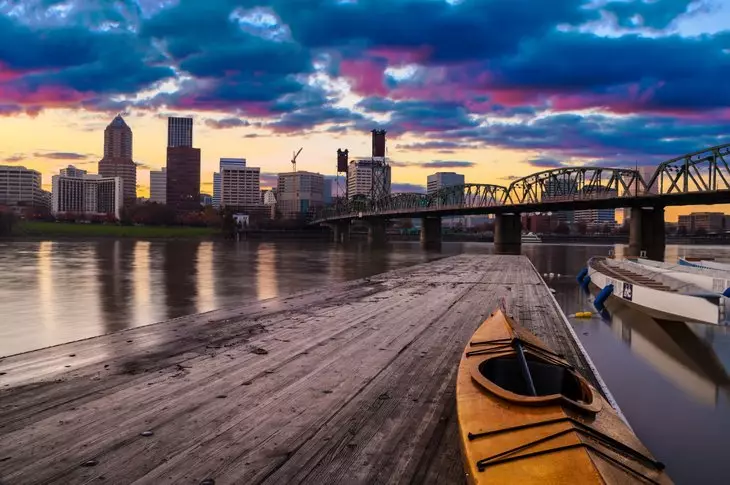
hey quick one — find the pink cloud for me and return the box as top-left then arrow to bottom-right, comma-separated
340,58 -> 388,96
367,47 -> 433,65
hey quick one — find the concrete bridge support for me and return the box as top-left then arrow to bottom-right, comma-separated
494,213 -> 522,255
420,217 -> 442,250
331,221 -> 350,244
366,219 -> 387,247
628,207 -> 665,261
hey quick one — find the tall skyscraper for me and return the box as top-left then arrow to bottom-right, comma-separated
213,158 -> 246,208
168,117 -> 194,147
166,117 -> 201,211
150,168 -> 166,204
98,115 -> 136,204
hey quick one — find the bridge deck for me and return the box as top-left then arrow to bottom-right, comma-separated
0,255 -> 607,485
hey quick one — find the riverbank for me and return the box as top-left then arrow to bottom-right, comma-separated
11,221 -> 219,239
0,254 -> 608,484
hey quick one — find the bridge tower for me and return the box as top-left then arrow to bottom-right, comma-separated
370,129 -> 390,202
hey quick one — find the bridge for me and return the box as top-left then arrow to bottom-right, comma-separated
314,143 -> 730,260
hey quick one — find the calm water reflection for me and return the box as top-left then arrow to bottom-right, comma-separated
1,239 -> 729,483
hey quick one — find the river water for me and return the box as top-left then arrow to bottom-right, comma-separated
0,239 -> 728,483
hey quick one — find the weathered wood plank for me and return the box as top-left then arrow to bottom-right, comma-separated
0,255 -> 603,485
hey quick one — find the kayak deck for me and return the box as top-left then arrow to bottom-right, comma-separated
457,309 -> 671,484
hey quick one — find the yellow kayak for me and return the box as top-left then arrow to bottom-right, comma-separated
456,309 -> 672,484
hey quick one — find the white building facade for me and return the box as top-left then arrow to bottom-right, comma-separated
0,165 -> 50,209
220,165 -> 260,209
150,168 -> 167,204
214,158 -> 246,208
347,159 -> 391,199
427,172 -> 465,194
52,174 -> 123,220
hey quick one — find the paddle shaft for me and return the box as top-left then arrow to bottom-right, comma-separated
514,340 -> 537,396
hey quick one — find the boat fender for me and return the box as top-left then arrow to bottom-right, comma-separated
723,287 -> 730,298
594,284 -> 614,311
576,267 -> 588,283
580,275 -> 592,290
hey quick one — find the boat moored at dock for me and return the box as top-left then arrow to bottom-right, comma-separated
630,258 -> 730,296
587,257 -> 728,325
456,308 -> 671,484
679,258 -> 730,273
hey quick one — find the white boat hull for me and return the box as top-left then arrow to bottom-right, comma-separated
679,258 -> 730,273
588,258 -> 724,325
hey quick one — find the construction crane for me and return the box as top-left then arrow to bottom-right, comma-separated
291,147 -> 303,172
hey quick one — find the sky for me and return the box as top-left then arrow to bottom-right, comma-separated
1,0 -> 730,221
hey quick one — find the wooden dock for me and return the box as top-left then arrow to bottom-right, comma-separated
0,255 -> 608,485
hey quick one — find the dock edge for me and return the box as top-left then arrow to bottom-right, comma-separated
527,258 -> 632,430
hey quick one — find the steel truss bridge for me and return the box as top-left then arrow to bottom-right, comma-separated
314,143 -> 730,223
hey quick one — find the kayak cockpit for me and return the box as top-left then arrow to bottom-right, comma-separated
467,337 -> 602,415
479,354 -> 589,402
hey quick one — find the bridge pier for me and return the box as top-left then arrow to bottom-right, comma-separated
494,213 -> 522,255
366,219 -> 387,247
331,221 -> 350,244
420,217 -> 442,250
628,207 -> 665,261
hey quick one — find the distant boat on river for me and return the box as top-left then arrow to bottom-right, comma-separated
521,232 -> 542,243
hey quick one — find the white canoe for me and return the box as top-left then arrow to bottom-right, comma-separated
587,257 -> 727,325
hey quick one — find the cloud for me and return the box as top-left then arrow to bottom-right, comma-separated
436,113 -> 730,166
2,154 -> 25,163
0,0 -> 728,169
389,159 -> 476,169
134,160 -> 153,170
391,182 -> 426,193
205,117 -> 250,129
397,141 -> 475,151
602,0 -> 701,29
420,160 -> 475,169
526,157 -> 566,169
33,151 -> 89,160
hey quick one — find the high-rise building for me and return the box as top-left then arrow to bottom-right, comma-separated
166,117 -> 201,211
0,165 -> 50,209
52,173 -> 123,220
277,171 -> 325,219
427,172 -> 465,194
574,188 -> 618,224
150,168 -> 166,204
168,117 -> 194,147
200,193 -> 213,206
213,158 -> 246,208
60,165 -> 87,178
347,159 -> 392,199
323,178 -> 333,204
220,165 -> 261,209
98,115 -> 136,204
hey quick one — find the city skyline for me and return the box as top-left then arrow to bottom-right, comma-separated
2,1 -> 730,221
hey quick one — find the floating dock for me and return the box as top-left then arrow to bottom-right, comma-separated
0,255 -> 611,484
